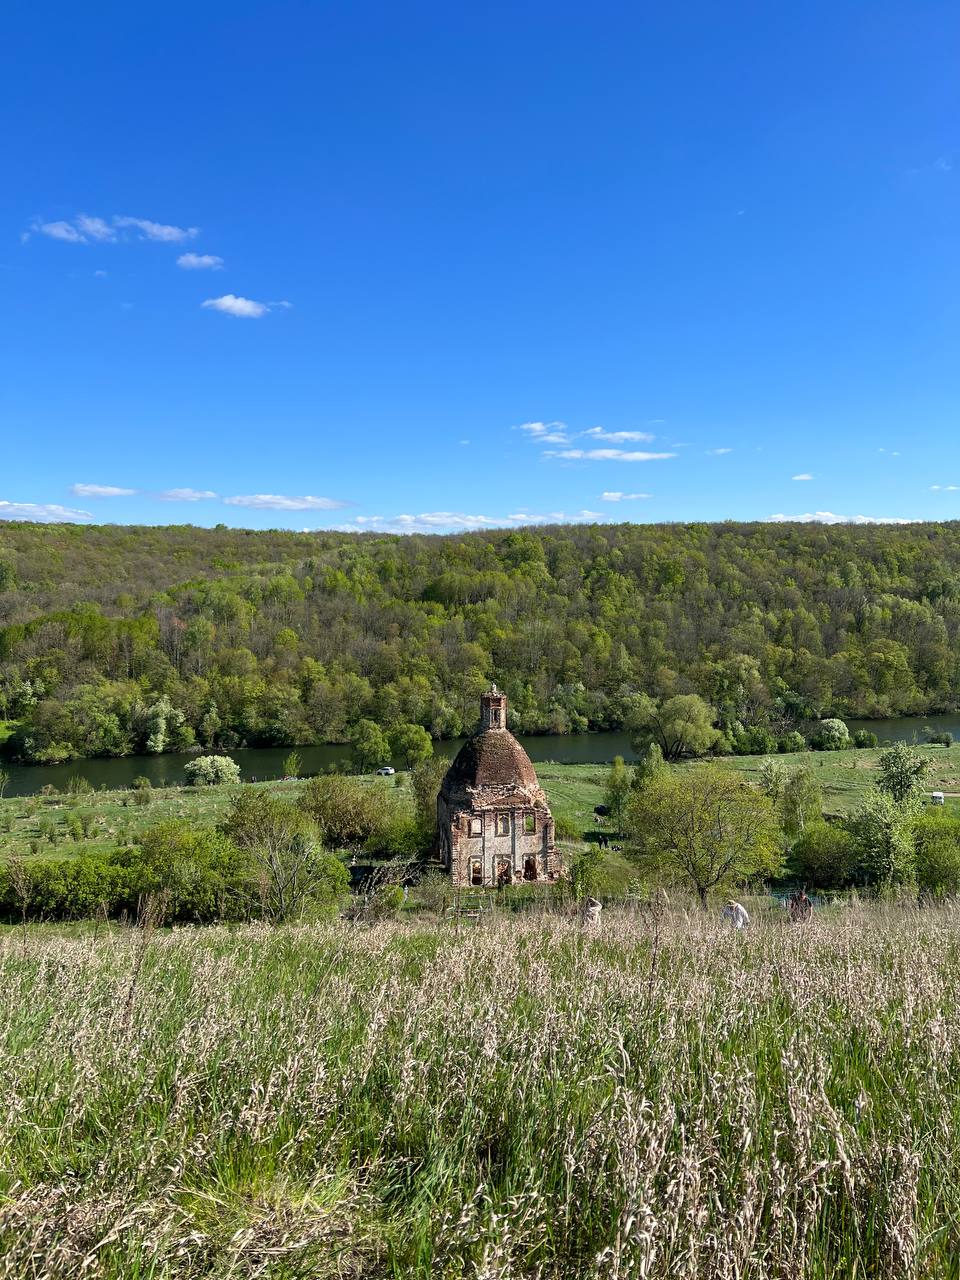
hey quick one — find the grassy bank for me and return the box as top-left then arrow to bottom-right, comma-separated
720,742 -> 960,815
0,765 -> 612,864
2,907 -> 958,1276
2,745 -> 958,867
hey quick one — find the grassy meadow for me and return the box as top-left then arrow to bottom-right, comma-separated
2,905 -> 959,1277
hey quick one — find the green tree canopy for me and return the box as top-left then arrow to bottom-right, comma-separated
351,719 -> 390,772
604,755 -> 632,833
876,743 -> 931,807
846,791 -> 916,889
628,694 -> 720,762
626,765 -> 783,906
388,722 -> 433,769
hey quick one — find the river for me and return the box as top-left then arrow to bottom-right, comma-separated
3,714 -> 956,799
0,731 -> 639,798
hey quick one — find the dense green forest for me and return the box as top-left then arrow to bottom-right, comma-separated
2,518 -> 960,763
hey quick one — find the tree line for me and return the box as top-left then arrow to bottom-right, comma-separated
4,518 -> 960,763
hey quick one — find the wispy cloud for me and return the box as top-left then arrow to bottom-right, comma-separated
506,510 -> 602,523
546,448 -> 675,462
75,215 -> 116,242
601,491 -> 651,502
25,213 -> 199,245
113,216 -> 198,242
70,483 -> 137,498
767,511 -> 921,525
177,253 -> 223,270
31,220 -> 86,243
582,427 -> 655,443
515,420 -> 570,444
707,447 -> 733,455
224,494 -> 346,511
0,500 -> 91,522
158,488 -> 218,502
202,294 -> 284,318
336,510 -> 602,533
930,485 -> 959,492
792,473 -> 814,481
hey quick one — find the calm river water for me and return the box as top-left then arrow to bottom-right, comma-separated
0,731 -> 639,798
4,714 -> 956,799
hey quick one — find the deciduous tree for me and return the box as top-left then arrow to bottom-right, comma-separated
627,765 -> 782,907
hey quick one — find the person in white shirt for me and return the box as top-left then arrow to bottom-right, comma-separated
722,900 -> 749,929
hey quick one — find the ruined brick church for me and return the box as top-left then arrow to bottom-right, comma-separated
437,686 -> 564,887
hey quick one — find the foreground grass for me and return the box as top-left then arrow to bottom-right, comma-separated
2,907 -> 960,1277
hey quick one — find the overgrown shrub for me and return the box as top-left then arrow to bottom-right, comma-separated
913,811 -> 960,896
790,822 -> 857,889
554,812 -> 582,842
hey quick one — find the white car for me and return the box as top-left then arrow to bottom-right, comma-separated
376,766 -> 396,776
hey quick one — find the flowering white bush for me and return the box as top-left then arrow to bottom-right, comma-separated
183,754 -> 241,786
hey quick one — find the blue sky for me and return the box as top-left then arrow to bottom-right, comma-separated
3,0 -> 960,532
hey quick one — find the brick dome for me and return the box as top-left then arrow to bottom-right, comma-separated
442,728 -> 541,794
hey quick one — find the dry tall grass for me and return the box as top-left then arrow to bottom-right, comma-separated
0,905 -> 957,1278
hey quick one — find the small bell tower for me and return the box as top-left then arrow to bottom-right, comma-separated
480,683 -> 507,730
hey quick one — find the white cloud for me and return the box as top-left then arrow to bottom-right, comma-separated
34,220 -> 86,243
515,420 -> 570,444
707,447 -> 733,455
177,252 -> 223,270
792,473 -> 814,481
70,483 -> 137,498
76,215 -> 116,242
582,427 -> 656,443
767,511 -> 922,525
507,510 -> 602,523
601,491 -> 651,502
114,215 -> 199,242
224,494 -> 347,511
27,213 -> 199,245
0,500 -> 91,522
158,488 -> 218,502
337,510 -> 602,533
930,485 -> 960,492
94,269 -> 107,278
546,448 -> 675,462
201,294 -> 270,318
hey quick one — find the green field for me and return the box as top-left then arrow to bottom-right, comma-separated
2,906 -> 958,1277
720,743 -> 960,815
